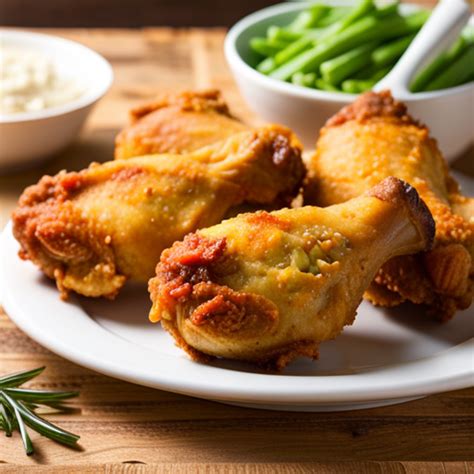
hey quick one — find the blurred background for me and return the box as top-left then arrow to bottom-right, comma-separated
0,0 -> 436,27
1,1 -> 281,27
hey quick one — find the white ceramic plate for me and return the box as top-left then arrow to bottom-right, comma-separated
1,172 -> 473,412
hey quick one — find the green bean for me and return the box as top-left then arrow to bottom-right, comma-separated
341,79 -> 375,93
375,1 -> 400,18
410,36 -> 468,92
370,65 -> 392,81
251,0 -> 473,93
250,37 -> 287,57
424,45 -> 474,91
304,27 -> 335,40
267,26 -> 301,43
266,26 -> 329,45
270,16 -> 378,80
321,42 -> 378,85
256,57 -> 276,74
371,33 -> 416,66
354,60 -> 393,79
349,63 -> 395,88
291,72 -> 306,86
303,72 -> 317,87
270,11 -> 429,81
341,80 -> 362,93
463,25 -> 474,44
268,0 -> 375,72
266,26 -> 339,73
288,0 -> 376,47
274,37 -> 315,68
289,5 -> 330,31
354,63 -> 384,79
336,0 -> 376,32
316,0 -> 376,42
317,7 -> 352,27
291,72 -> 317,88
315,79 -> 339,91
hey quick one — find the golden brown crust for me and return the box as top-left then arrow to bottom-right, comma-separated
12,173 -> 125,299
150,232 -> 302,368
149,176 -> 436,368
326,90 -> 419,128
189,282 -> 278,332
270,341 -> 319,372
372,255 -> 433,305
365,280 -> 405,307
160,313 -> 319,372
307,91 -> 473,321
424,244 -> 472,297
14,125 -> 306,300
368,177 -> 435,251
128,89 -> 232,123
221,125 -> 305,207
114,89 -> 247,159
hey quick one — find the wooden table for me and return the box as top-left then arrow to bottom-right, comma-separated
0,28 -> 473,473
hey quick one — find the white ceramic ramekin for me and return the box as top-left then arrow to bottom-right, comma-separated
225,2 -> 474,161
0,30 -> 113,171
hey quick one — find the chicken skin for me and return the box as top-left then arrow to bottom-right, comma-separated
304,91 -> 473,321
149,177 -> 435,369
13,125 -> 305,299
115,90 -> 248,159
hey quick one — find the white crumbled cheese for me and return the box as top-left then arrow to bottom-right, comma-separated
0,45 -> 84,114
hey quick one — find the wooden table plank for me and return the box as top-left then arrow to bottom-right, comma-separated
0,463 -> 473,474
0,26 -> 473,470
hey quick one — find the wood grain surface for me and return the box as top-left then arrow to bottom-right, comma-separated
0,26 -> 473,472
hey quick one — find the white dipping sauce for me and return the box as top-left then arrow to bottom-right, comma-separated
0,46 -> 84,114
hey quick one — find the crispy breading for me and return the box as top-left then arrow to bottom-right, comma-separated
13,125 -> 305,299
149,177 -> 434,368
304,91 -> 474,321
114,90 -> 248,159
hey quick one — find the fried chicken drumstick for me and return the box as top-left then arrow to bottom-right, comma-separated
115,90 -> 248,159
304,91 -> 473,321
13,126 -> 304,299
149,177 -> 434,369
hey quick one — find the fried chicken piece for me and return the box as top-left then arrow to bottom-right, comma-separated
149,177 -> 434,369
304,91 -> 474,321
13,125 -> 305,299
115,90 -> 248,159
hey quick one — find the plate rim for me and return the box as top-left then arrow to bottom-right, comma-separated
1,221 -> 473,405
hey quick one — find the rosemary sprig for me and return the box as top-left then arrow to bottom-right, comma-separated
0,367 -> 80,455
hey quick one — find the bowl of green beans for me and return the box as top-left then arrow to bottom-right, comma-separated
225,0 -> 474,160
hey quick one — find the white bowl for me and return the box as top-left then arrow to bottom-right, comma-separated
225,2 -> 474,161
0,30 -> 113,171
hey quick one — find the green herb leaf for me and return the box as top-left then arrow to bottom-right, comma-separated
0,367 -> 45,389
4,388 -> 80,403
0,367 -> 80,455
2,393 -> 80,447
1,394 -> 35,456
0,403 -> 13,436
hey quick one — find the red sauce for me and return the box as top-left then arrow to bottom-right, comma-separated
152,233 -> 227,309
